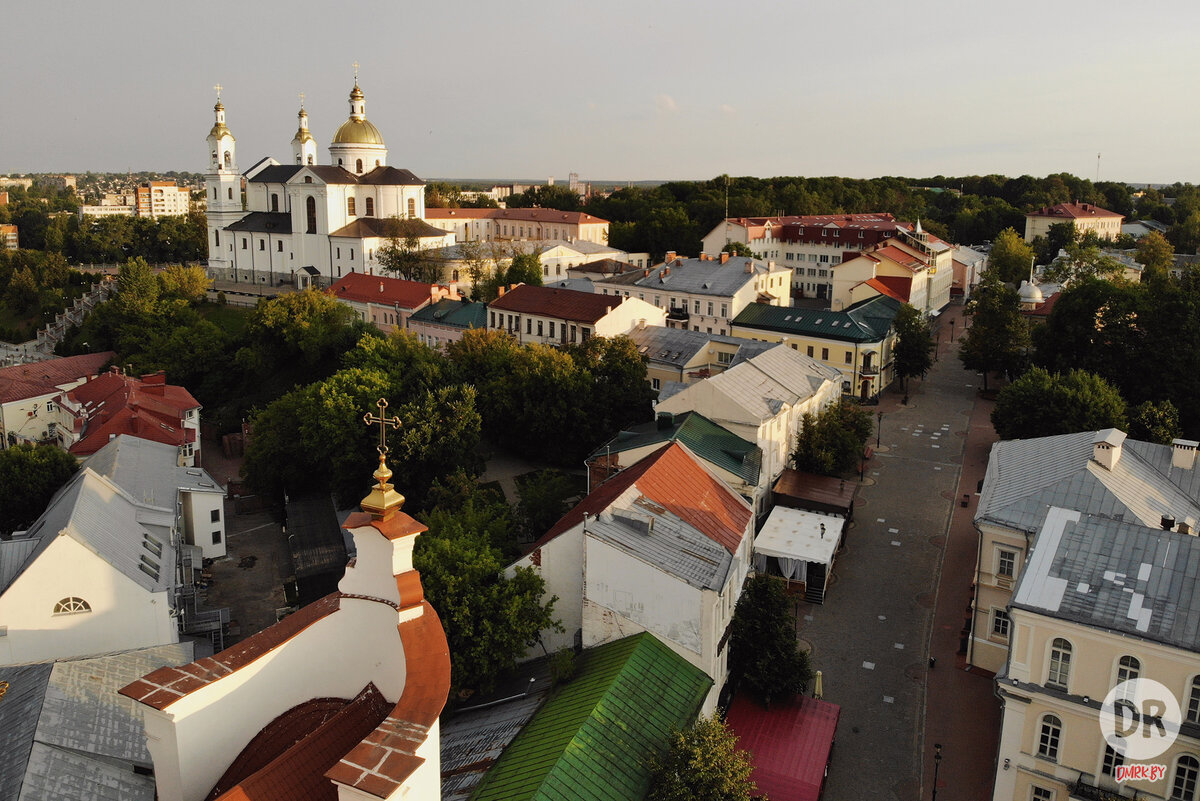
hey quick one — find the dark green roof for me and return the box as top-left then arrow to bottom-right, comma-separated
589,411 -> 761,486
470,633 -> 711,801
408,297 -> 488,329
732,294 -> 902,343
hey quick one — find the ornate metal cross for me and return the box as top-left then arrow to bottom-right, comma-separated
353,61 -> 359,82
213,83 -> 222,101
298,91 -> 305,108
363,398 -> 401,457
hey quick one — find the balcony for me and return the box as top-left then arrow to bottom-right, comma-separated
1070,777 -> 1131,801
666,307 -> 689,322
860,364 -> 878,376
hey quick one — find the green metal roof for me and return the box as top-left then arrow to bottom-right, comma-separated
732,294 -> 902,343
408,297 -> 488,329
589,411 -> 761,486
470,633 -> 712,801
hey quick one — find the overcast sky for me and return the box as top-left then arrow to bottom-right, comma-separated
4,0 -> 1198,184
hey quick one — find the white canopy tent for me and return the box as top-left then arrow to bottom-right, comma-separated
754,507 -> 844,592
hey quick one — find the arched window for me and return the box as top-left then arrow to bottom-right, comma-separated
224,151 -> 231,168
347,197 -> 356,216
408,198 -> 416,219
212,186 -> 217,200
1116,655 -> 1140,689
338,158 -> 343,167
452,269 -> 459,282
307,154 -> 314,165
1174,755 -> 1200,801
375,160 -> 381,168
228,188 -> 233,200
214,230 -> 219,247
304,176 -> 313,184
365,197 -> 374,217
271,193 -> 279,212
356,159 -> 363,174
53,597 -> 91,615
1187,677 -> 1200,723
1047,638 -> 1071,690
1037,714 -> 1061,761
306,196 -> 317,235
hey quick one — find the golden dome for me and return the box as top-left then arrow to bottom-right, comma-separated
209,123 -> 234,140
331,118 -> 385,146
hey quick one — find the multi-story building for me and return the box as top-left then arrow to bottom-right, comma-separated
993,507 -> 1200,801
407,297 -> 488,350
1,223 -> 17,250
730,294 -> 902,400
0,352 -> 115,449
1024,202 -> 1124,242
625,325 -> 745,393
701,214 -> 910,301
592,252 -> 792,337
134,181 -> 190,218
486,284 -> 664,346
423,207 -> 610,246
832,225 -> 954,316
328,272 -> 458,334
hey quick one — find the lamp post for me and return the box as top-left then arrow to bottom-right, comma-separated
950,318 -> 956,345
877,411 -> 883,449
932,743 -> 943,800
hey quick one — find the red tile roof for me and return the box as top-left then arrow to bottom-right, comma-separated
328,273 -> 436,310
1028,202 -> 1122,220
538,442 -> 751,554
862,276 -> 911,301
873,244 -> 928,272
63,370 -> 199,457
0,352 -> 114,404
489,284 -> 625,324
424,208 -> 608,225
726,693 -> 841,801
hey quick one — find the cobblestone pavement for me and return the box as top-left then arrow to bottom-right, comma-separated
801,304 -> 1000,801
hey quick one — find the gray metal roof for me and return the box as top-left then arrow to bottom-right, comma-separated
586,493 -> 733,592
0,643 -> 193,801
627,326 -> 742,369
1013,508 -> 1200,652
701,343 -> 841,422
977,431 -> 1200,535
595,256 -> 775,297
85,435 -> 224,505
0,537 -> 37,589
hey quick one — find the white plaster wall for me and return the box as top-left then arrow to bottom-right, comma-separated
154,599 -> 408,801
991,696 -> 1026,801
182,491 -> 226,560
0,535 -> 176,665
594,297 -> 667,337
1,393 -> 58,446
510,525 -> 584,658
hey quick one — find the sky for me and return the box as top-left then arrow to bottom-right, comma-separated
4,0 -> 1199,185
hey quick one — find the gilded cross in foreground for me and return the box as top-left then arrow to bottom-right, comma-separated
213,83 -> 222,101
364,398 -> 401,458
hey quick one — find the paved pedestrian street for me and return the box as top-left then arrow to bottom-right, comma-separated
800,304 -> 1000,801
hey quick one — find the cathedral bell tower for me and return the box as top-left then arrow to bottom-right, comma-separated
292,94 -> 318,166
204,84 -> 246,280
328,64 -> 387,174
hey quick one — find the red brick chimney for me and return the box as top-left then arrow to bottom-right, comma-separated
720,252 -> 730,264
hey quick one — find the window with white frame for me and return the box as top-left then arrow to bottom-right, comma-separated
1030,787 -> 1054,801
991,609 -> 1010,639
1047,638 -> 1071,689
1101,744 -> 1124,777
53,597 -> 91,615
1187,676 -> 1200,723
1173,755 -> 1200,801
1037,714 -> 1062,761
997,549 -> 1016,578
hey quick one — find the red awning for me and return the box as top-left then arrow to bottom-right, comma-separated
725,693 -> 841,801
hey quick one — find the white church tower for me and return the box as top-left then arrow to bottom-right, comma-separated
328,66 -> 387,175
205,85 -> 244,276
291,95 -> 318,166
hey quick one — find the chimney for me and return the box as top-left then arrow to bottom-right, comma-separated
497,285 -> 506,297
720,252 -> 730,264
1172,438 -> 1199,470
663,266 -> 670,277
643,268 -> 650,277
665,251 -> 676,263
638,318 -> 646,330
1092,429 -> 1126,471
1162,514 -> 1176,531
744,262 -> 753,274
699,252 -> 707,261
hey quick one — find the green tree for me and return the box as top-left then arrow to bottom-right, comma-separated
1129,399 -> 1182,445
516,470 -> 577,542
959,272 -> 1030,391
892,303 -> 934,395
0,443 -> 80,535
1169,211 -> 1200,255
503,246 -> 544,287
114,257 -> 161,316
416,497 -> 559,694
721,240 -> 756,258
5,266 -> 38,312
791,401 -> 873,477
990,367 -> 1127,440
1042,239 -> 1125,286
1137,230 -> 1175,283
646,715 -> 756,801
729,574 -> 813,708
158,264 -> 211,303
240,287 -> 362,369
988,227 -> 1037,285
377,217 -> 443,282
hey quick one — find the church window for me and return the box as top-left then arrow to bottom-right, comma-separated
271,193 -> 279,212
259,239 -> 265,251
452,269 -> 459,281
307,155 -> 314,165
277,241 -> 283,252
214,230 -> 219,247
348,197 -> 356,216
365,198 -> 374,216
306,197 -> 317,234
337,247 -> 341,258
241,238 -> 247,250
228,188 -> 233,200
338,159 -> 343,167
375,160 -> 381,168
408,198 -> 416,219
356,159 -> 363,174
350,249 -> 354,260
212,187 -> 216,200
304,176 -> 312,184
224,151 -> 231,168
53,597 -> 91,615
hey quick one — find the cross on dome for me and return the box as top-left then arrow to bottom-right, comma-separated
361,398 -> 405,518
213,83 -> 222,101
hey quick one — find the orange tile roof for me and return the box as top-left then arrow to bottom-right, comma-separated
863,276 -> 911,301
63,370 -> 200,457
328,272 -> 436,310
873,245 -> 928,272
1028,202 -> 1122,220
489,284 -> 625,324
0,352 -> 114,404
539,442 -> 751,554
424,207 -> 608,225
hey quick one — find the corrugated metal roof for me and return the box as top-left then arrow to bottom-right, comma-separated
470,633 -> 711,801
590,411 -> 761,486
626,326 -> 742,369
0,663 -> 54,801
726,693 -> 841,801
596,255 -> 778,297
732,295 -> 901,343
683,344 -> 839,424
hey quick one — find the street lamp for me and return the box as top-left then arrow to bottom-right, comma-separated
876,411 -> 883,449
950,318 -> 956,344
932,743 -> 943,800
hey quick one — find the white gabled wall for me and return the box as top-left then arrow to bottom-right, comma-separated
510,524 -> 585,658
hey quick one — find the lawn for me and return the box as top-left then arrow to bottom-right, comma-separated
198,302 -> 252,336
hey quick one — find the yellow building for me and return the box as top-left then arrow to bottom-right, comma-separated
993,506 -> 1200,801
626,325 -> 744,394
1024,202 -> 1124,242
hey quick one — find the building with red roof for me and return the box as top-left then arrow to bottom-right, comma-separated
56,368 -> 201,465
424,207 -> 609,246
120,441 -> 450,801
487,283 -> 665,345
0,352 -> 115,449
510,442 -> 754,714
1024,201 -> 1123,243
832,225 -> 954,316
328,272 -> 459,334
726,693 -> 841,801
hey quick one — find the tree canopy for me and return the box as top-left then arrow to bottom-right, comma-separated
646,715 -> 757,801
959,272 -> 1029,391
988,228 -> 1036,285
729,574 -> 813,707
791,400 -> 874,477
0,444 -> 79,536
892,303 -> 934,393
990,367 -> 1127,441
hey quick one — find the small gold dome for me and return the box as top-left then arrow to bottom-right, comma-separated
350,82 -> 365,101
331,118 -> 385,146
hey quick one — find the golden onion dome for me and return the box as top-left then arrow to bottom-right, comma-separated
331,118 -> 385,145
293,128 -> 315,144
350,82 -> 364,101
209,122 -> 234,140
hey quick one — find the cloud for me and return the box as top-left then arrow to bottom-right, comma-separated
655,94 -> 679,113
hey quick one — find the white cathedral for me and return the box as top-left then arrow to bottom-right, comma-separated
204,78 -> 454,288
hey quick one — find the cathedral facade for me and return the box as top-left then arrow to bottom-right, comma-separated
204,80 -> 453,288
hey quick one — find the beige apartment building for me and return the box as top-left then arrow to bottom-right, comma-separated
1024,202 -> 1124,242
